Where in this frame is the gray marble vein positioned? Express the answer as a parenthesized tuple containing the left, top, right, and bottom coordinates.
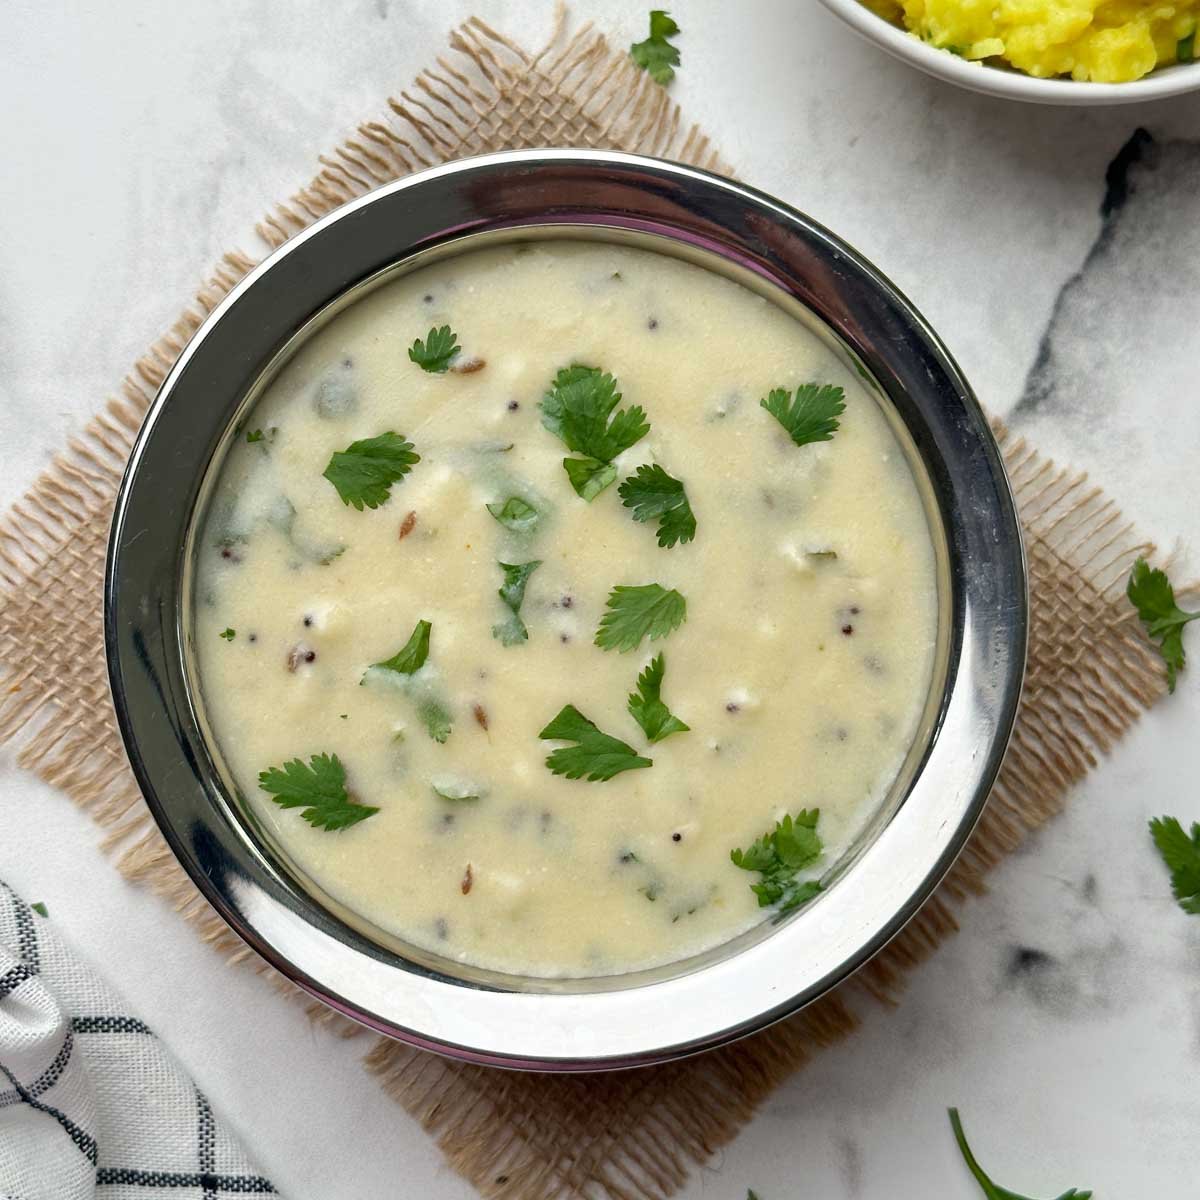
(1012, 128, 1200, 541)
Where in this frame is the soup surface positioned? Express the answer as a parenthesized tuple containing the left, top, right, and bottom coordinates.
(194, 240, 939, 978)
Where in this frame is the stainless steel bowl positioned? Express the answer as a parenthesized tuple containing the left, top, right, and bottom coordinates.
(105, 150, 1027, 1070)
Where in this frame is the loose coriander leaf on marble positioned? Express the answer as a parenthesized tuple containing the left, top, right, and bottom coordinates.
(245, 429, 264, 443)
(627, 654, 690, 743)
(487, 496, 540, 534)
(731, 810, 824, 913)
(219, 628, 236, 641)
(30, 902, 48, 918)
(595, 583, 686, 652)
(618, 463, 697, 548)
(630, 10, 681, 85)
(258, 753, 379, 831)
(493, 560, 542, 646)
(1127, 557, 1199, 692)
(408, 324, 460, 373)
(323, 431, 420, 510)
(540, 365, 649, 500)
(948, 1108, 1092, 1200)
(760, 383, 845, 448)
(1149, 816, 1200, 914)
(539, 704, 653, 781)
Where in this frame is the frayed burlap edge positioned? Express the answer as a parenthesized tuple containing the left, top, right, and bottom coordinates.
(0, 11, 1188, 1200)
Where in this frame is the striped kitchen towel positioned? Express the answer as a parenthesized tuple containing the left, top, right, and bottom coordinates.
(0, 880, 277, 1200)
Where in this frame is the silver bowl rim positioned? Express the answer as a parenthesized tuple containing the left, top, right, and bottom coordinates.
(105, 148, 1027, 1070)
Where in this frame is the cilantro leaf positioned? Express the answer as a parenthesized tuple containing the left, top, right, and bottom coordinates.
(564, 457, 619, 502)
(431, 776, 482, 802)
(1149, 816, 1200, 914)
(219, 628, 236, 641)
(418, 696, 453, 744)
(487, 496, 540, 534)
(630, 10, 681, 85)
(370, 619, 431, 675)
(1179, 31, 1196, 62)
(618, 463, 696, 548)
(258, 753, 379, 831)
(1127, 557, 1199, 692)
(761, 383, 846, 447)
(539, 704, 653, 781)
(361, 621, 452, 741)
(323, 432, 420, 510)
(408, 325, 460, 373)
(948, 1109, 1092, 1200)
(627, 654, 690, 743)
(246, 429, 264, 443)
(493, 560, 542, 646)
(30, 901, 48, 918)
(540, 365, 649, 500)
(731, 810, 824, 913)
(595, 583, 686, 652)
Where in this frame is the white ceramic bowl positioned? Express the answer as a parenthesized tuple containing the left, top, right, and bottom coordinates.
(820, 0, 1200, 104)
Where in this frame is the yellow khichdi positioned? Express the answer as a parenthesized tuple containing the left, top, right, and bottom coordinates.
(864, 0, 1198, 81)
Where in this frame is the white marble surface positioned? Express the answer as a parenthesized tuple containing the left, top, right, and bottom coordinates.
(2, 2, 1199, 1196)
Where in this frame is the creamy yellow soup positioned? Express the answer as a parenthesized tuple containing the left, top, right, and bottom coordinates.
(194, 241, 938, 978)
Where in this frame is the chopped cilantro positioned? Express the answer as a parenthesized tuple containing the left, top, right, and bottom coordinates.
(1127, 558, 1198, 692)
(408, 325, 460, 373)
(630, 10, 681, 85)
(431, 777, 481, 802)
(761, 383, 846, 448)
(323, 432, 420, 510)
(362, 621, 451, 740)
(564, 457, 619, 501)
(618, 463, 696, 548)
(487, 496, 540, 534)
(627, 653, 690, 743)
(948, 1108, 1092, 1200)
(731, 810, 824, 912)
(30, 901, 48, 918)
(245, 429, 264, 443)
(258, 753, 379, 831)
(595, 583, 686, 652)
(369, 619, 431, 676)
(418, 697, 453, 744)
(539, 704, 653, 781)
(540, 365, 649, 500)
(493, 560, 542, 646)
(1179, 31, 1196, 62)
(219, 628, 236, 641)
(1149, 816, 1200, 914)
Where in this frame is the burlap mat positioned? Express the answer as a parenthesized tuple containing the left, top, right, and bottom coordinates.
(0, 13, 1182, 1200)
